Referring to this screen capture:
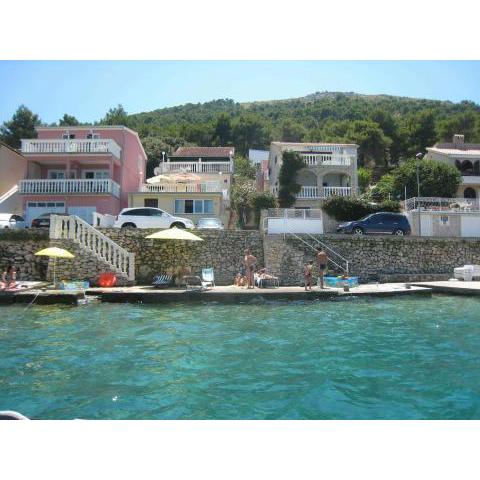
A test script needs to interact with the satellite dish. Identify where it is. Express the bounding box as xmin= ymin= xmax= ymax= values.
xmin=153 ymin=167 xmax=160 ymax=176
